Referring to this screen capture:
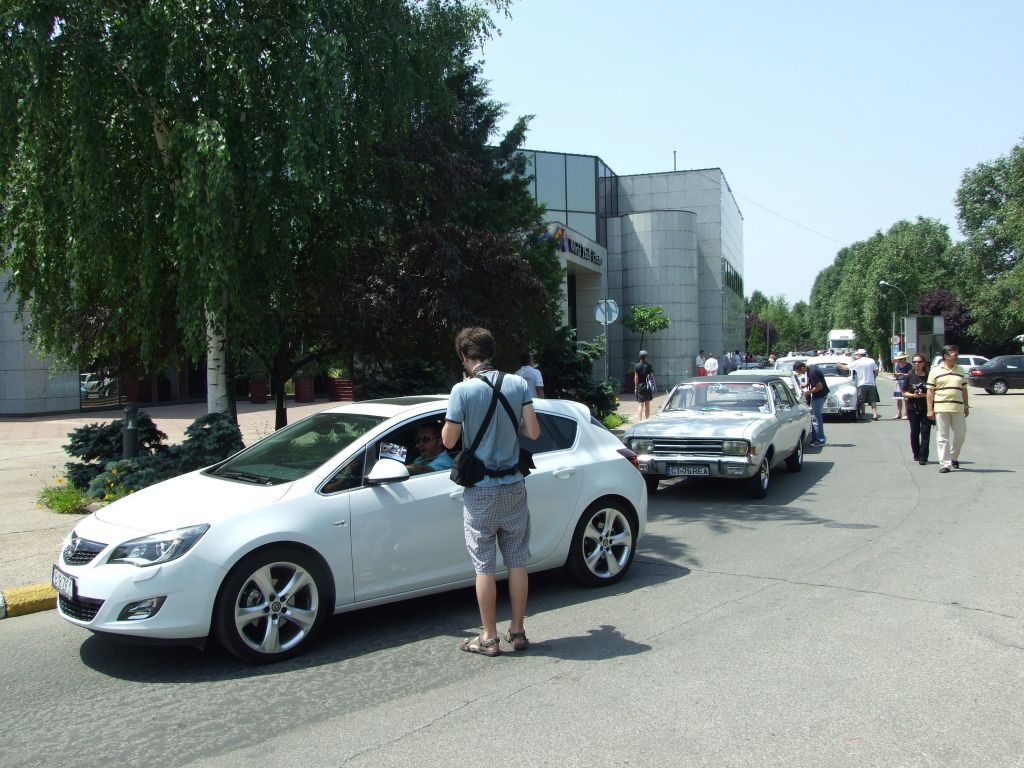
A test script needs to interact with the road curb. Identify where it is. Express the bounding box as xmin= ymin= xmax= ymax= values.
xmin=0 ymin=584 xmax=57 ymax=619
